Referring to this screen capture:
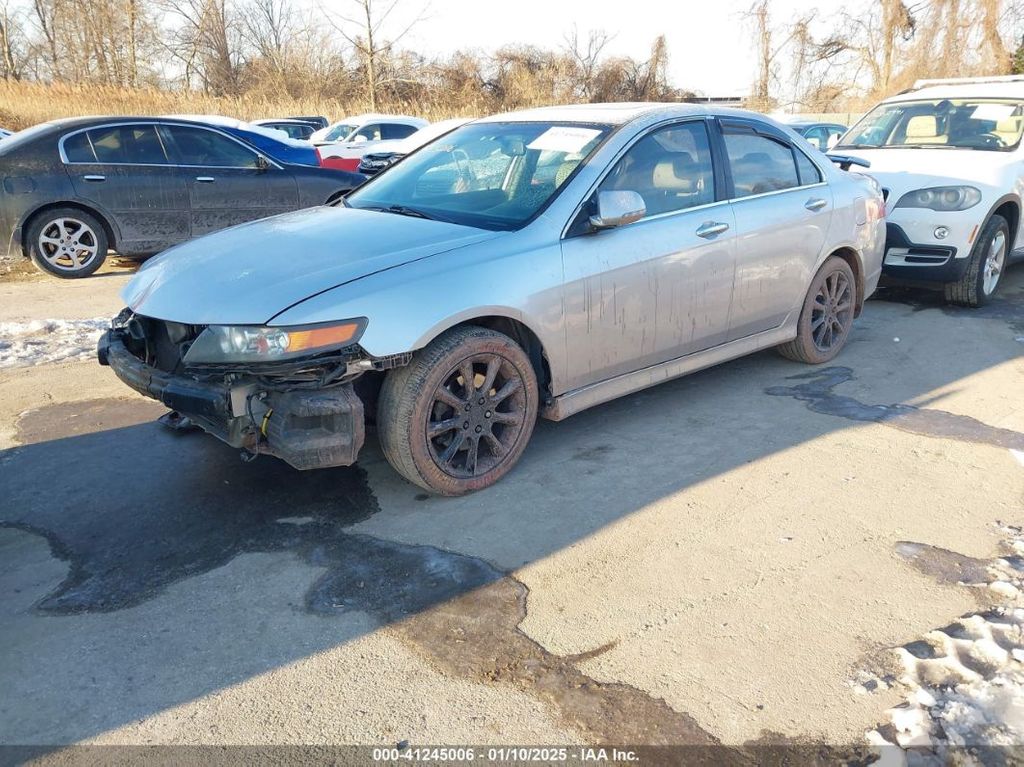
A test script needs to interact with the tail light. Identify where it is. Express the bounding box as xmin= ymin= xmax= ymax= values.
xmin=315 ymin=147 xmax=324 ymax=166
